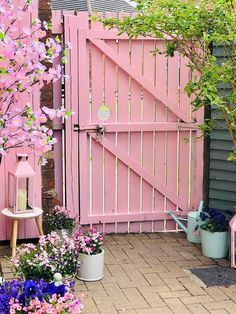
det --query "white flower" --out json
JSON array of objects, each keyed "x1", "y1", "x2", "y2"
[{"x1": 53, "y1": 272, "x2": 63, "y2": 286}]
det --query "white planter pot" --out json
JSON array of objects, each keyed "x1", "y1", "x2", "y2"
[
  {"x1": 77, "y1": 249, "x2": 104, "y2": 281},
  {"x1": 201, "y1": 229, "x2": 229, "y2": 258}
]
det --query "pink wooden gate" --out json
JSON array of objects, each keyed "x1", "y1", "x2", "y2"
[
  {"x1": 53, "y1": 11, "x2": 203, "y2": 233},
  {"x1": 0, "y1": 1, "x2": 41, "y2": 241}
]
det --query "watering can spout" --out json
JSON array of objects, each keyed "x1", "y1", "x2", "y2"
[{"x1": 167, "y1": 211, "x2": 188, "y2": 234}]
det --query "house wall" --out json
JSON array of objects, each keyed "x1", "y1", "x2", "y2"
[{"x1": 207, "y1": 44, "x2": 236, "y2": 211}]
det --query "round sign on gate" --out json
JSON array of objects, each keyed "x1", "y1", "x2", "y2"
[{"x1": 98, "y1": 105, "x2": 110, "y2": 121}]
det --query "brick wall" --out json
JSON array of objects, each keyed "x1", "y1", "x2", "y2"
[{"x1": 38, "y1": 0, "x2": 59, "y2": 215}]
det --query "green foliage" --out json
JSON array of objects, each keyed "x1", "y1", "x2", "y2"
[
  {"x1": 44, "y1": 206, "x2": 76, "y2": 234},
  {"x1": 12, "y1": 246, "x2": 53, "y2": 280},
  {"x1": 101, "y1": 0, "x2": 236, "y2": 159},
  {"x1": 198, "y1": 119, "x2": 215, "y2": 136}
]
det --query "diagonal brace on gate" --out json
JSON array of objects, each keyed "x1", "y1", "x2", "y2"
[
  {"x1": 90, "y1": 133, "x2": 193, "y2": 212},
  {"x1": 88, "y1": 36, "x2": 194, "y2": 124}
]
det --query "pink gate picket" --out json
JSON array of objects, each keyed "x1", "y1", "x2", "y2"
[
  {"x1": 53, "y1": 11, "x2": 203, "y2": 233},
  {"x1": 0, "y1": 0, "x2": 41, "y2": 241}
]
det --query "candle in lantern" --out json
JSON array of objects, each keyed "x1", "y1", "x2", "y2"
[{"x1": 18, "y1": 189, "x2": 27, "y2": 211}]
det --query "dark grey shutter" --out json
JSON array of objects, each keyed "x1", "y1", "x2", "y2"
[{"x1": 207, "y1": 44, "x2": 236, "y2": 211}]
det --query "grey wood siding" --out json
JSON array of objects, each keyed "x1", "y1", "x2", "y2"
[
  {"x1": 52, "y1": 0, "x2": 88, "y2": 11},
  {"x1": 208, "y1": 45, "x2": 236, "y2": 211},
  {"x1": 52, "y1": 0, "x2": 134, "y2": 12}
]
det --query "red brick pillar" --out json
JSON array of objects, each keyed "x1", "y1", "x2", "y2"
[{"x1": 38, "y1": 0, "x2": 60, "y2": 215}]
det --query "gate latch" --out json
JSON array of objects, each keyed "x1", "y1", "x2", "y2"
[{"x1": 73, "y1": 124, "x2": 106, "y2": 141}]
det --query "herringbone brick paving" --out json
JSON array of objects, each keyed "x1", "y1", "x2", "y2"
[{"x1": 1, "y1": 232, "x2": 236, "y2": 313}]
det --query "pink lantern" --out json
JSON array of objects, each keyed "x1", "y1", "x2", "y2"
[
  {"x1": 8, "y1": 154, "x2": 35, "y2": 214},
  {"x1": 229, "y1": 215, "x2": 236, "y2": 268}
]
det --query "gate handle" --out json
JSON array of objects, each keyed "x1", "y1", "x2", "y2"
[{"x1": 73, "y1": 124, "x2": 106, "y2": 134}]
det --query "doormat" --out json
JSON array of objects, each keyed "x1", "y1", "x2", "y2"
[{"x1": 190, "y1": 267, "x2": 236, "y2": 287}]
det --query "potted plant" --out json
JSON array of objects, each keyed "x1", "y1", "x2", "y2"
[
  {"x1": 44, "y1": 205, "x2": 76, "y2": 236},
  {"x1": 0, "y1": 278, "x2": 83, "y2": 313},
  {"x1": 200, "y1": 209, "x2": 229, "y2": 258},
  {"x1": 73, "y1": 228, "x2": 104, "y2": 281},
  {"x1": 11, "y1": 231, "x2": 80, "y2": 281}
]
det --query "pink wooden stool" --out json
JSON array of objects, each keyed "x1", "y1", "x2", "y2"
[{"x1": 229, "y1": 215, "x2": 236, "y2": 268}]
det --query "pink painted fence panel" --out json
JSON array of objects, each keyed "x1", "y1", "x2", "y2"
[
  {"x1": 54, "y1": 12, "x2": 204, "y2": 233},
  {"x1": 0, "y1": 0, "x2": 41, "y2": 241}
]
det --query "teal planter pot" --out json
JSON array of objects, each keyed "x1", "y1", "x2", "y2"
[{"x1": 200, "y1": 229, "x2": 229, "y2": 258}]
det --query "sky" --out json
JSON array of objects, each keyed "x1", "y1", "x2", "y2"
[{"x1": 124, "y1": 0, "x2": 137, "y2": 7}]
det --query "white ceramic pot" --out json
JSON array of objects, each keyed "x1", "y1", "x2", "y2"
[{"x1": 77, "y1": 249, "x2": 104, "y2": 281}]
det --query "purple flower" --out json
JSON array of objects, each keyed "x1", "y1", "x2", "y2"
[
  {"x1": 0, "y1": 280, "x2": 24, "y2": 313},
  {"x1": 0, "y1": 279, "x2": 82, "y2": 313}
]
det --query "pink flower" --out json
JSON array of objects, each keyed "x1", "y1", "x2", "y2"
[
  {"x1": 11, "y1": 117, "x2": 22, "y2": 128},
  {"x1": 34, "y1": 29, "x2": 46, "y2": 39},
  {"x1": 41, "y1": 106, "x2": 57, "y2": 120}
]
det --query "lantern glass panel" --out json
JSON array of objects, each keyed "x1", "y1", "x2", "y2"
[
  {"x1": 27, "y1": 177, "x2": 34, "y2": 209},
  {"x1": 8, "y1": 173, "x2": 16, "y2": 210},
  {"x1": 17, "y1": 178, "x2": 28, "y2": 211}
]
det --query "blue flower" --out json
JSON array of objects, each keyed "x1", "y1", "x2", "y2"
[
  {"x1": 56, "y1": 284, "x2": 66, "y2": 296},
  {"x1": 0, "y1": 279, "x2": 63, "y2": 313},
  {"x1": 0, "y1": 294, "x2": 10, "y2": 313},
  {"x1": 44, "y1": 282, "x2": 66, "y2": 297},
  {"x1": 17, "y1": 293, "x2": 26, "y2": 306},
  {"x1": 24, "y1": 280, "x2": 39, "y2": 299},
  {"x1": 199, "y1": 212, "x2": 209, "y2": 221},
  {"x1": 200, "y1": 208, "x2": 229, "y2": 232}
]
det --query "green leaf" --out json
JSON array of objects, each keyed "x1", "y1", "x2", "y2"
[
  {"x1": 64, "y1": 110, "x2": 73, "y2": 119},
  {"x1": 0, "y1": 31, "x2": 5, "y2": 41},
  {"x1": 61, "y1": 56, "x2": 67, "y2": 64},
  {"x1": 0, "y1": 67, "x2": 8, "y2": 75},
  {"x1": 166, "y1": 41, "x2": 176, "y2": 57},
  {"x1": 47, "y1": 48, "x2": 53, "y2": 57},
  {"x1": 55, "y1": 35, "x2": 61, "y2": 43}
]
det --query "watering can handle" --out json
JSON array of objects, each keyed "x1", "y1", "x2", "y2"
[{"x1": 197, "y1": 201, "x2": 204, "y2": 219}]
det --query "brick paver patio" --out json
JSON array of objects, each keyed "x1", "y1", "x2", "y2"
[{"x1": 1, "y1": 232, "x2": 236, "y2": 313}]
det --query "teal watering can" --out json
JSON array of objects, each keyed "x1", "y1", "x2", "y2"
[{"x1": 167, "y1": 201, "x2": 203, "y2": 243}]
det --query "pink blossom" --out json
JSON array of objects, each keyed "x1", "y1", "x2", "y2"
[
  {"x1": 41, "y1": 107, "x2": 57, "y2": 120},
  {"x1": 0, "y1": 0, "x2": 72, "y2": 160},
  {"x1": 73, "y1": 228, "x2": 104, "y2": 255},
  {"x1": 34, "y1": 29, "x2": 46, "y2": 39}
]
